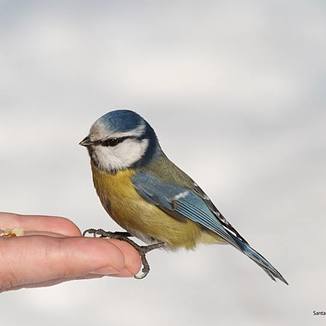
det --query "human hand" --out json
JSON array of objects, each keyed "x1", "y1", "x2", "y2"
[{"x1": 0, "y1": 212, "x2": 141, "y2": 292}]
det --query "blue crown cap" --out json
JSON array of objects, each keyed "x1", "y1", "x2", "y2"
[{"x1": 98, "y1": 110, "x2": 143, "y2": 132}]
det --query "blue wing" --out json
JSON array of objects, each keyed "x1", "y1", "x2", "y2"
[
  {"x1": 132, "y1": 172, "x2": 288, "y2": 284},
  {"x1": 133, "y1": 172, "x2": 246, "y2": 250}
]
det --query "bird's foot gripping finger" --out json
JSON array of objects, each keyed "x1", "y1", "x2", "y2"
[
  {"x1": 82, "y1": 228, "x2": 165, "y2": 279},
  {"x1": 82, "y1": 228, "x2": 132, "y2": 238},
  {"x1": 133, "y1": 242, "x2": 165, "y2": 279}
]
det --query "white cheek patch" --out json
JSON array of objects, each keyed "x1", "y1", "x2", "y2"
[{"x1": 92, "y1": 139, "x2": 149, "y2": 171}]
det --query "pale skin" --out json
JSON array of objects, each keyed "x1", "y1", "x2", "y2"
[{"x1": 0, "y1": 212, "x2": 141, "y2": 293}]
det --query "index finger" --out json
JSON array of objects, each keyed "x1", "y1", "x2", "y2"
[{"x1": 0, "y1": 212, "x2": 81, "y2": 237}]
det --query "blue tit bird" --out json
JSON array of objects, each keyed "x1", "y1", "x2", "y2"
[{"x1": 80, "y1": 109, "x2": 287, "y2": 284}]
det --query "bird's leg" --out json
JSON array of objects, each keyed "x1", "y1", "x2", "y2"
[{"x1": 82, "y1": 228, "x2": 165, "y2": 279}]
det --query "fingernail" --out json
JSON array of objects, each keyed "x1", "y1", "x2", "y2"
[{"x1": 89, "y1": 266, "x2": 121, "y2": 276}]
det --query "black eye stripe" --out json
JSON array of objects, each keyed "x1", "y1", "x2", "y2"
[{"x1": 101, "y1": 136, "x2": 136, "y2": 147}]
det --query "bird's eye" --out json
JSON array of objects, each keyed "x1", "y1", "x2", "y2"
[
  {"x1": 101, "y1": 138, "x2": 121, "y2": 147},
  {"x1": 101, "y1": 137, "x2": 132, "y2": 147}
]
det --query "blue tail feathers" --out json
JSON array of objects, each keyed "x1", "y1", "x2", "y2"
[{"x1": 236, "y1": 239, "x2": 288, "y2": 285}]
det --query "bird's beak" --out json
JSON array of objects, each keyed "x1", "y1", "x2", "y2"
[{"x1": 79, "y1": 136, "x2": 93, "y2": 147}]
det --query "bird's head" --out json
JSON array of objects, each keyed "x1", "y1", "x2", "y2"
[{"x1": 80, "y1": 110, "x2": 160, "y2": 172}]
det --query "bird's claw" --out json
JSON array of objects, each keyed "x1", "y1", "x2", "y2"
[
  {"x1": 83, "y1": 228, "x2": 164, "y2": 279},
  {"x1": 82, "y1": 228, "x2": 132, "y2": 238}
]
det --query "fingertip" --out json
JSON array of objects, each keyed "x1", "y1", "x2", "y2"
[
  {"x1": 62, "y1": 237, "x2": 127, "y2": 272},
  {"x1": 106, "y1": 239, "x2": 142, "y2": 276},
  {"x1": 50, "y1": 217, "x2": 81, "y2": 236}
]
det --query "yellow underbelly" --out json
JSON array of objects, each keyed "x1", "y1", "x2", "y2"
[{"x1": 91, "y1": 164, "x2": 223, "y2": 249}]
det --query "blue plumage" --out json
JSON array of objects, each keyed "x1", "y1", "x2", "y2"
[{"x1": 98, "y1": 110, "x2": 143, "y2": 133}]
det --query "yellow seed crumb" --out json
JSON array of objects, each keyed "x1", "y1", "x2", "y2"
[{"x1": 0, "y1": 228, "x2": 24, "y2": 237}]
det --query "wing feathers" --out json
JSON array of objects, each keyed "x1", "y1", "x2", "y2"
[{"x1": 132, "y1": 172, "x2": 287, "y2": 284}]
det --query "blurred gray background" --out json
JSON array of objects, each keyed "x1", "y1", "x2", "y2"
[{"x1": 1, "y1": 0, "x2": 325, "y2": 325}]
